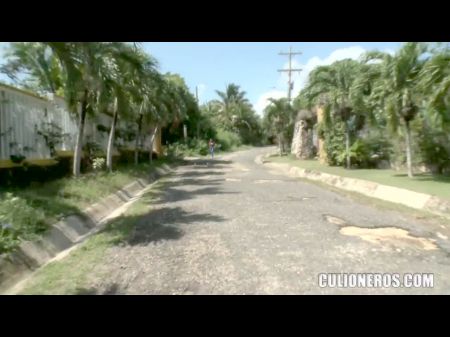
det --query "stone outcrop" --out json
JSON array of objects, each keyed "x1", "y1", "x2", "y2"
[
  {"x1": 291, "y1": 120, "x2": 314, "y2": 159},
  {"x1": 291, "y1": 109, "x2": 316, "y2": 159}
]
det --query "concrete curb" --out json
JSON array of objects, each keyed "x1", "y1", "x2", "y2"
[
  {"x1": 0, "y1": 164, "x2": 175, "y2": 293},
  {"x1": 262, "y1": 160, "x2": 450, "y2": 219}
]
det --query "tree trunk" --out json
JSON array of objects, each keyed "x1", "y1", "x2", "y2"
[
  {"x1": 134, "y1": 113, "x2": 143, "y2": 165},
  {"x1": 106, "y1": 98, "x2": 118, "y2": 173},
  {"x1": 345, "y1": 129, "x2": 351, "y2": 169},
  {"x1": 278, "y1": 133, "x2": 283, "y2": 156},
  {"x1": 73, "y1": 90, "x2": 88, "y2": 177},
  {"x1": 149, "y1": 126, "x2": 158, "y2": 164},
  {"x1": 405, "y1": 120, "x2": 413, "y2": 178}
]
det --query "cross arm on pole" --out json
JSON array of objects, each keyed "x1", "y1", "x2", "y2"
[
  {"x1": 278, "y1": 52, "x2": 303, "y2": 56},
  {"x1": 277, "y1": 69, "x2": 303, "y2": 72}
]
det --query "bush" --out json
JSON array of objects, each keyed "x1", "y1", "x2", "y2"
[
  {"x1": 166, "y1": 142, "x2": 190, "y2": 158},
  {"x1": 92, "y1": 157, "x2": 105, "y2": 171},
  {"x1": 0, "y1": 193, "x2": 47, "y2": 254},
  {"x1": 417, "y1": 128, "x2": 450, "y2": 174},
  {"x1": 188, "y1": 139, "x2": 209, "y2": 156},
  {"x1": 166, "y1": 139, "x2": 210, "y2": 158},
  {"x1": 346, "y1": 135, "x2": 392, "y2": 168},
  {"x1": 117, "y1": 149, "x2": 156, "y2": 165},
  {"x1": 322, "y1": 121, "x2": 346, "y2": 166},
  {"x1": 215, "y1": 128, "x2": 242, "y2": 151}
]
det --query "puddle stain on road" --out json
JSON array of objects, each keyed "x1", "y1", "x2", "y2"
[
  {"x1": 323, "y1": 214, "x2": 438, "y2": 251},
  {"x1": 339, "y1": 226, "x2": 438, "y2": 251}
]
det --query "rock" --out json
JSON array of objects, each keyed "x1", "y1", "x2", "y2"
[{"x1": 291, "y1": 120, "x2": 314, "y2": 159}]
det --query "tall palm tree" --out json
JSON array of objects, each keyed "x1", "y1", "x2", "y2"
[
  {"x1": 45, "y1": 42, "x2": 108, "y2": 177},
  {"x1": 364, "y1": 42, "x2": 428, "y2": 178},
  {"x1": 0, "y1": 42, "x2": 64, "y2": 94},
  {"x1": 133, "y1": 69, "x2": 164, "y2": 165},
  {"x1": 303, "y1": 59, "x2": 368, "y2": 169},
  {"x1": 419, "y1": 47, "x2": 450, "y2": 130},
  {"x1": 264, "y1": 97, "x2": 293, "y2": 155},
  {"x1": 96, "y1": 43, "x2": 155, "y2": 172},
  {"x1": 214, "y1": 83, "x2": 250, "y2": 130}
]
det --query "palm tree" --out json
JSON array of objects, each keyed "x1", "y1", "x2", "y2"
[
  {"x1": 0, "y1": 42, "x2": 64, "y2": 95},
  {"x1": 364, "y1": 42, "x2": 428, "y2": 178},
  {"x1": 133, "y1": 70, "x2": 164, "y2": 165},
  {"x1": 303, "y1": 59, "x2": 370, "y2": 169},
  {"x1": 45, "y1": 42, "x2": 109, "y2": 177},
  {"x1": 419, "y1": 46, "x2": 450, "y2": 130},
  {"x1": 214, "y1": 84, "x2": 250, "y2": 130},
  {"x1": 95, "y1": 43, "x2": 155, "y2": 172},
  {"x1": 264, "y1": 98, "x2": 293, "y2": 155}
]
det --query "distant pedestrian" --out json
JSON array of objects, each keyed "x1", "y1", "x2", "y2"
[{"x1": 208, "y1": 138, "x2": 215, "y2": 159}]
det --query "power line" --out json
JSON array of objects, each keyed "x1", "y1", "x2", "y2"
[{"x1": 278, "y1": 46, "x2": 302, "y2": 103}]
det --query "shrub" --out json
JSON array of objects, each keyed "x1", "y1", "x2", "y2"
[
  {"x1": 0, "y1": 193, "x2": 47, "y2": 254},
  {"x1": 92, "y1": 157, "x2": 106, "y2": 171},
  {"x1": 323, "y1": 120, "x2": 392, "y2": 168},
  {"x1": 417, "y1": 128, "x2": 450, "y2": 174},
  {"x1": 215, "y1": 128, "x2": 242, "y2": 151},
  {"x1": 345, "y1": 135, "x2": 392, "y2": 168},
  {"x1": 322, "y1": 121, "x2": 346, "y2": 166}
]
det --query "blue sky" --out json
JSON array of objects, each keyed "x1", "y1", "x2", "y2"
[
  {"x1": 0, "y1": 42, "x2": 402, "y2": 115},
  {"x1": 143, "y1": 42, "x2": 401, "y2": 114}
]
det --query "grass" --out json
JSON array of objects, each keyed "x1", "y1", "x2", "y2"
[
  {"x1": 0, "y1": 158, "x2": 177, "y2": 254},
  {"x1": 2, "y1": 159, "x2": 173, "y2": 226},
  {"x1": 294, "y1": 175, "x2": 450, "y2": 225},
  {"x1": 17, "y1": 185, "x2": 165, "y2": 295},
  {"x1": 268, "y1": 154, "x2": 450, "y2": 201}
]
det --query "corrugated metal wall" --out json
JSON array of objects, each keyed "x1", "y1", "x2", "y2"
[
  {"x1": 0, "y1": 84, "x2": 159, "y2": 161},
  {"x1": 0, "y1": 86, "x2": 52, "y2": 159}
]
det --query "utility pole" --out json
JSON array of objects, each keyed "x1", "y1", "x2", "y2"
[{"x1": 278, "y1": 46, "x2": 302, "y2": 103}]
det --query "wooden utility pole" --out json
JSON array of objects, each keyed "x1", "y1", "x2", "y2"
[{"x1": 278, "y1": 46, "x2": 302, "y2": 103}]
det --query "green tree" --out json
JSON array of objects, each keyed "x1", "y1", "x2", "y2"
[
  {"x1": 94, "y1": 43, "x2": 157, "y2": 172},
  {"x1": 364, "y1": 42, "x2": 428, "y2": 178},
  {"x1": 263, "y1": 98, "x2": 293, "y2": 155},
  {"x1": 44, "y1": 42, "x2": 109, "y2": 177},
  {"x1": 419, "y1": 46, "x2": 450, "y2": 130},
  {"x1": 1, "y1": 42, "x2": 64, "y2": 94}
]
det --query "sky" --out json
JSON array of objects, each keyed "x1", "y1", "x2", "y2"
[{"x1": 0, "y1": 42, "x2": 402, "y2": 115}]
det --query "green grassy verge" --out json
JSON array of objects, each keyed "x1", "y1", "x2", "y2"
[
  {"x1": 268, "y1": 154, "x2": 450, "y2": 201},
  {"x1": 18, "y1": 179, "x2": 167, "y2": 295},
  {"x1": 0, "y1": 158, "x2": 176, "y2": 254}
]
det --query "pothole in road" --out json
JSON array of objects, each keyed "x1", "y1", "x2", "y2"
[
  {"x1": 323, "y1": 214, "x2": 438, "y2": 251},
  {"x1": 340, "y1": 226, "x2": 438, "y2": 251}
]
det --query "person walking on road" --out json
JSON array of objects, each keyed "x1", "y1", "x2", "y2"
[{"x1": 209, "y1": 138, "x2": 215, "y2": 159}]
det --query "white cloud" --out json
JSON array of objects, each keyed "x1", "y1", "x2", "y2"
[
  {"x1": 254, "y1": 89, "x2": 286, "y2": 116},
  {"x1": 383, "y1": 48, "x2": 396, "y2": 55},
  {"x1": 254, "y1": 46, "x2": 369, "y2": 116}
]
